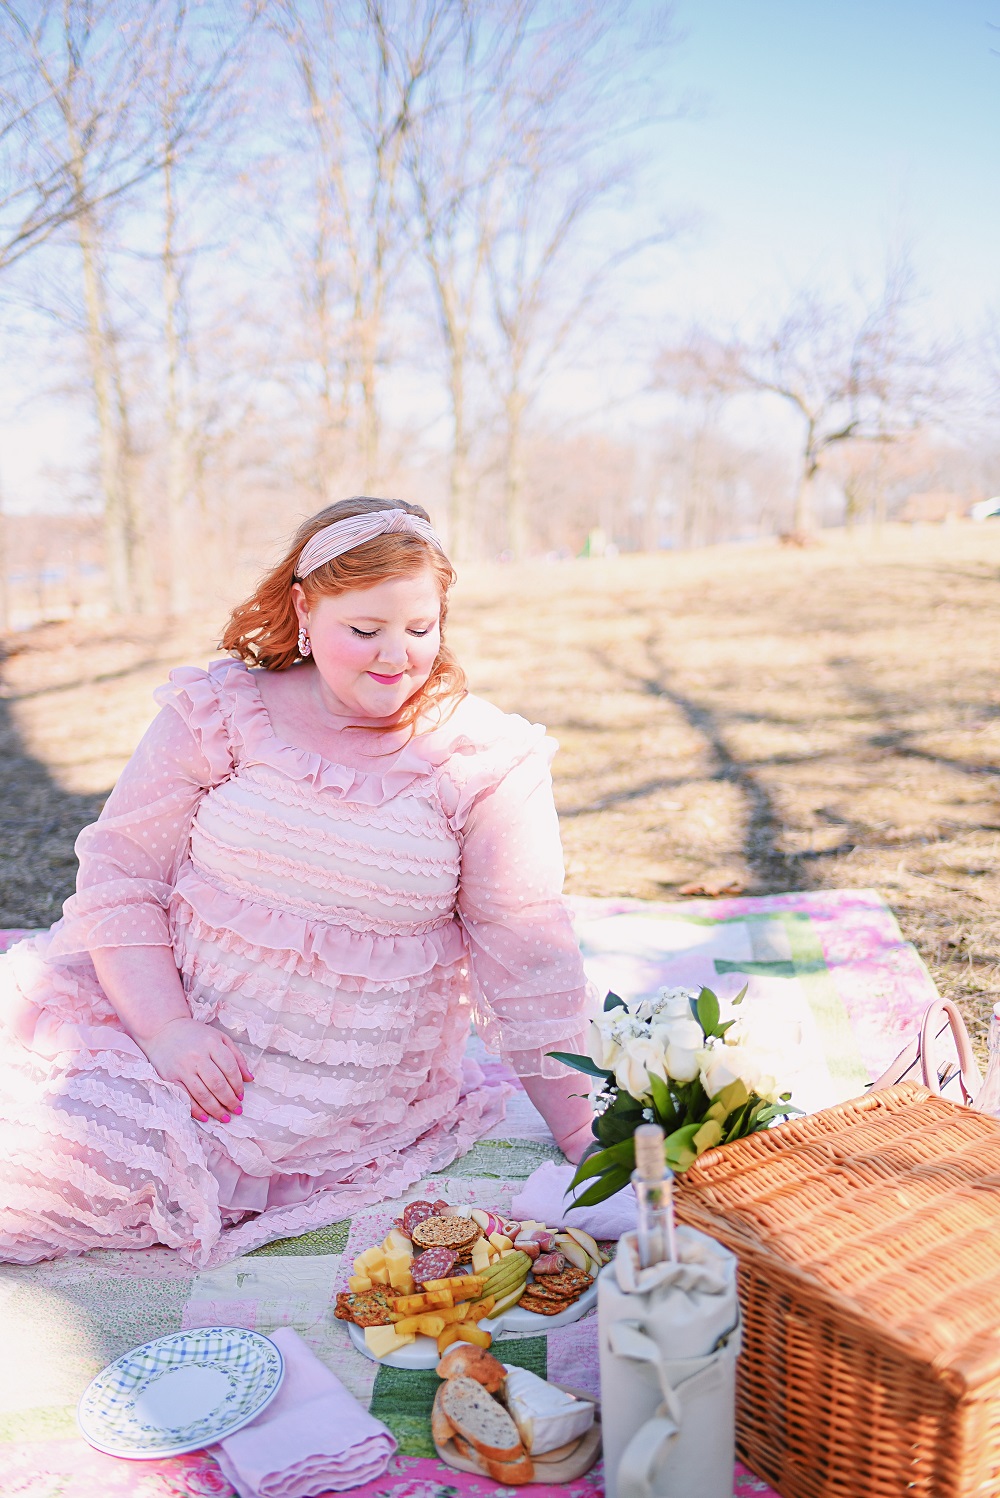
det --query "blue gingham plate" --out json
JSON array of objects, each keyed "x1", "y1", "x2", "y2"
[{"x1": 77, "y1": 1327, "x2": 284, "y2": 1458}]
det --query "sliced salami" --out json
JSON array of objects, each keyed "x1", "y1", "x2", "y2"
[
  {"x1": 411, "y1": 1248, "x2": 457, "y2": 1284},
  {"x1": 431, "y1": 1199, "x2": 450, "y2": 1215},
  {"x1": 401, "y1": 1200, "x2": 436, "y2": 1233},
  {"x1": 532, "y1": 1251, "x2": 567, "y2": 1275},
  {"x1": 392, "y1": 1217, "x2": 413, "y2": 1241}
]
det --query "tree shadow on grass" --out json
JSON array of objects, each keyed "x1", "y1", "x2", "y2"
[
  {"x1": 588, "y1": 636, "x2": 811, "y2": 895},
  {"x1": 0, "y1": 691, "x2": 109, "y2": 929}
]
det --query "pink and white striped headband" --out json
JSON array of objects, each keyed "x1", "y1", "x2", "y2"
[{"x1": 294, "y1": 509, "x2": 446, "y2": 580}]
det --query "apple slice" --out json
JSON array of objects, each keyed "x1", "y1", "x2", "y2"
[
  {"x1": 563, "y1": 1226, "x2": 601, "y2": 1262},
  {"x1": 470, "y1": 1209, "x2": 492, "y2": 1232},
  {"x1": 553, "y1": 1235, "x2": 590, "y2": 1272}
]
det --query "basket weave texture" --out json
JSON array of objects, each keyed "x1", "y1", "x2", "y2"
[{"x1": 674, "y1": 1082, "x2": 1000, "y2": 1498}]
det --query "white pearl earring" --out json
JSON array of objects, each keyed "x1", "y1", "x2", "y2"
[{"x1": 297, "y1": 626, "x2": 312, "y2": 658}]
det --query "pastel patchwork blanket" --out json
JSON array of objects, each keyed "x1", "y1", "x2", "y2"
[{"x1": 0, "y1": 890, "x2": 937, "y2": 1498}]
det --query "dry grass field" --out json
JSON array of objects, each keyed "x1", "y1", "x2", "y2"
[{"x1": 1, "y1": 521, "x2": 997, "y2": 1047}]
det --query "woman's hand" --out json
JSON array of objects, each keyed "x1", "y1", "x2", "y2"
[{"x1": 139, "y1": 1018, "x2": 253, "y2": 1124}]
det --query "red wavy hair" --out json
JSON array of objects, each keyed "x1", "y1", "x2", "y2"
[{"x1": 221, "y1": 497, "x2": 466, "y2": 733}]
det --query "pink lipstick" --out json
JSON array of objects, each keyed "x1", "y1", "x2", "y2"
[{"x1": 368, "y1": 671, "x2": 404, "y2": 684}]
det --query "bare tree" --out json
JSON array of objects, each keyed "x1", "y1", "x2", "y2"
[
  {"x1": 485, "y1": 3, "x2": 672, "y2": 558},
  {"x1": 156, "y1": 2, "x2": 259, "y2": 614},
  {"x1": 401, "y1": 3, "x2": 530, "y2": 560},
  {"x1": 0, "y1": 1, "x2": 170, "y2": 274},
  {"x1": 272, "y1": 1, "x2": 456, "y2": 496},
  {"x1": 657, "y1": 256, "x2": 944, "y2": 534}
]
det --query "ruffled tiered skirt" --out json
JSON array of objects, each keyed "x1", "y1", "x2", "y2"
[{"x1": 0, "y1": 885, "x2": 508, "y2": 1268}]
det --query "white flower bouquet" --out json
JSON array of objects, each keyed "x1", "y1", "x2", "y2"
[{"x1": 549, "y1": 984, "x2": 800, "y2": 1207}]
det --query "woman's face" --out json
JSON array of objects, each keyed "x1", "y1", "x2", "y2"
[{"x1": 292, "y1": 567, "x2": 442, "y2": 718}]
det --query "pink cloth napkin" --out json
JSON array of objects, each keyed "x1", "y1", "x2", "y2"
[
  {"x1": 511, "y1": 1160, "x2": 638, "y2": 1239},
  {"x1": 211, "y1": 1328, "x2": 396, "y2": 1498}
]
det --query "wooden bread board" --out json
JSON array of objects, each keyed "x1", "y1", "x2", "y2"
[{"x1": 434, "y1": 1383, "x2": 601, "y2": 1483}]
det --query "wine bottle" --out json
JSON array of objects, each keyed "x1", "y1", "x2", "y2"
[{"x1": 631, "y1": 1123, "x2": 678, "y2": 1268}]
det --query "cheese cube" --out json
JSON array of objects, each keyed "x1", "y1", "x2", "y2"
[
  {"x1": 357, "y1": 1246, "x2": 385, "y2": 1271},
  {"x1": 368, "y1": 1264, "x2": 390, "y2": 1285},
  {"x1": 471, "y1": 1239, "x2": 492, "y2": 1274},
  {"x1": 364, "y1": 1325, "x2": 416, "y2": 1359},
  {"x1": 386, "y1": 1250, "x2": 413, "y2": 1286},
  {"x1": 348, "y1": 1273, "x2": 372, "y2": 1293},
  {"x1": 488, "y1": 1232, "x2": 514, "y2": 1253}
]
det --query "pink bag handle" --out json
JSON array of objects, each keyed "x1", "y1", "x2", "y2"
[
  {"x1": 919, "y1": 998, "x2": 981, "y2": 1104},
  {"x1": 870, "y1": 997, "x2": 982, "y2": 1106}
]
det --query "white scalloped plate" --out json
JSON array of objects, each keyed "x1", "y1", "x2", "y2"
[
  {"x1": 346, "y1": 1280, "x2": 598, "y2": 1368},
  {"x1": 77, "y1": 1327, "x2": 284, "y2": 1458}
]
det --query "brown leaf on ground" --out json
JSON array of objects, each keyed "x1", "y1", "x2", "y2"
[{"x1": 678, "y1": 871, "x2": 748, "y2": 898}]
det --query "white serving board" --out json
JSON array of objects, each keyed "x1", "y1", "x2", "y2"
[{"x1": 346, "y1": 1281, "x2": 598, "y2": 1369}]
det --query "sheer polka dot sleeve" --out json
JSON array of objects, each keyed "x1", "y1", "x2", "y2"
[
  {"x1": 456, "y1": 741, "x2": 596, "y2": 1078},
  {"x1": 54, "y1": 672, "x2": 235, "y2": 954}
]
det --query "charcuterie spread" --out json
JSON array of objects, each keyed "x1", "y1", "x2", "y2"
[{"x1": 334, "y1": 1201, "x2": 610, "y2": 1361}]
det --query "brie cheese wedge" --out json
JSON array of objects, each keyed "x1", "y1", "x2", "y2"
[{"x1": 502, "y1": 1365, "x2": 595, "y2": 1454}]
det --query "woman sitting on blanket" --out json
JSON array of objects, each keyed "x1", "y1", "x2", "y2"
[{"x1": 0, "y1": 498, "x2": 595, "y2": 1268}]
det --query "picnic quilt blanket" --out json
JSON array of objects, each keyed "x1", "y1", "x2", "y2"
[{"x1": 0, "y1": 889, "x2": 938, "y2": 1498}]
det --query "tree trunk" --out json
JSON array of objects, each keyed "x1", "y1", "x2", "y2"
[
  {"x1": 504, "y1": 386, "x2": 527, "y2": 559},
  {"x1": 76, "y1": 201, "x2": 135, "y2": 614},
  {"x1": 448, "y1": 351, "x2": 473, "y2": 561},
  {"x1": 163, "y1": 140, "x2": 190, "y2": 616}
]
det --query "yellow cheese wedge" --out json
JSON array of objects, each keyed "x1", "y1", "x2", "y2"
[
  {"x1": 368, "y1": 1264, "x2": 390, "y2": 1285},
  {"x1": 386, "y1": 1250, "x2": 413, "y2": 1284},
  {"x1": 357, "y1": 1246, "x2": 385, "y2": 1271},
  {"x1": 364, "y1": 1324, "x2": 416, "y2": 1359},
  {"x1": 471, "y1": 1239, "x2": 492, "y2": 1274},
  {"x1": 348, "y1": 1273, "x2": 372, "y2": 1293}
]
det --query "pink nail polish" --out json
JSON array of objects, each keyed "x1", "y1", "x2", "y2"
[
  {"x1": 233, "y1": 1105, "x2": 243, "y2": 1115},
  {"x1": 221, "y1": 1114, "x2": 231, "y2": 1123},
  {"x1": 196, "y1": 1113, "x2": 209, "y2": 1123}
]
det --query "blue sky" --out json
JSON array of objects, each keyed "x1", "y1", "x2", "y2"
[{"x1": 645, "y1": 0, "x2": 1000, "y2": 334}]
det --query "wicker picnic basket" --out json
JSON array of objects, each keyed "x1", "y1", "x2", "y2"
[{"x1": 674, "y1": 1082, "x2": 1000, "y2": 1498}]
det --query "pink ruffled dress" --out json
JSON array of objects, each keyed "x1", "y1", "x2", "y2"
[{"x1": 0, "y1": 661, "x2": 592, "y2": 1267}]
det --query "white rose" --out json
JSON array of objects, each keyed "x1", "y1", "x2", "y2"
[
  {"x1": 587, "y1": 1017, "x2": 621, "y2": 1070},
  {"x1": 702, "y1": 1038, "x2": 784, "y2": 1103},
  {"x1": 654, "y1": 986, "x2": 699, "y2": 1021},
  {"x1": 614, "y1": 1037, "x2": 667, "y2": 1101},
  {"x1": 650, "y1": 1017, "x2": 704, "y2": 1084},
  {"x1": 699, "y1": 1045, "x2": 744, "y2": 1099},
  {"x1": 664, "y1": 1039, "x2": 701, "y2": 1083},
  {"x1": 653, "y1": 1016, "x2": 704, "y2": 1052}
]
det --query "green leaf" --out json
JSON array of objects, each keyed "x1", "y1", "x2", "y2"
[
  {"x1": 648, "y1": 1072, "x2": 672, "y2": 1122},
  {"x1": 603, "y1": 991, "x2": 627, "y2": 1012},
  {"x1": 723, "y1": 1100, "x2": 757, "y2": 1143},
  {"x1": 753, "y1": 1102, "x2": 803, "y2": 1126},
  {"x1": 692, "y1": 1118, "x2": 724, "y2": 1153},
  {"x1": 566, "y1": 1164, "x2": 632, "y2": 1210},
  {"x1": 696, "y1": 987, "x2": 721, "y2": 1039},
  {"x1": 731, "y1": 983, "x2": 748, "y2": 1007},
  {"x1": 711, "y1": 1078, "x2": 750, "y2": 1115},
  {"x1": 716, "y1": 1019, "x2": 736, "y2": 1038},
  {"x1": 663, "y1": 1121, "x2": 702, "y2": 1171},
  {"x1": 546, "y1": 1051, "x2": 613, "y2": 1080},
  {"x1": 595, "y1": 1094, "x2": 646, "y2": 1147},
  {"x1": 568, "y1": 1137, "x2": 636, "y2": 1190}
]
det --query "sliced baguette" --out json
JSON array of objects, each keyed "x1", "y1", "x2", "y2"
[
  {"x1": 438, "y1": 1375, "x2": 524, "y2": 1462},
  {"x1": 451, "y1": 1433, "x2": 536, "y2": 1485},
  {"x1": 431, "y1": 1384, "x2": 456, "y2": 1447}
]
